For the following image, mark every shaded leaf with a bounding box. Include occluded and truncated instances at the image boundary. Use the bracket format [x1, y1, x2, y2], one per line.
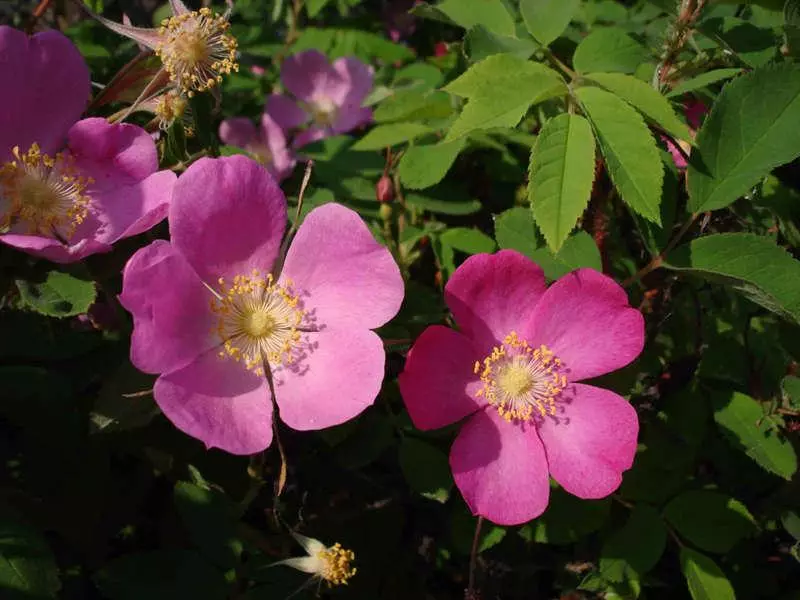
[599, 505, 667, 583]
[435, 0, 515, 37]
[680, 547, 736, 600]
[0, 516, 60, 599]
[16, 270, 96, 318]
[664, 490, 757, 553]
[351, 123, 434, 150]
[399, 138, 465, 189]
[398, 438, 453, 503]
[573, 28, 650, 74]
[520, 0, 580, 46]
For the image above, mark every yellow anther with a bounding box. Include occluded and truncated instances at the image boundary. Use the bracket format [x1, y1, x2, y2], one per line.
[318, 543, 357, 587]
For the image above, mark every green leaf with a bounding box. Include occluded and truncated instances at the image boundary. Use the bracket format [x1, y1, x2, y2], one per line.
[688, 63, 800, 212]
[444, 54, 567, 141]
[439, 227, 497, 254]
[599, 505, 667, 583]
[526, 487, 610, 544]
[399, 138, 465, 189]
[573, 28, 650, 74]
[174, 482, 243, 570]
[711, 390, 798, 480]
[576, 86, 664, 222]
[90, 361, 158, 434]
[351, 123, 433, 150]
[587, 73, 693, 142]
[464, 25, 538, 61]
[305, 0, 332, 17]
[398, 437, 453, 503]
[680, 548, 736, 600]
[435, 0, 515, 37]
[666, 68, 742, 98]
[405, 182, 482, 215]
[373, 90, 453, 123]
[665, 233, 800, 326]
[16, 270, 96, 318]
[664, 491, 757, 553]
[782, 375, 800, 409]
[0, 516, 60, 598]
[520, 0, 579, 46]
[529, 113, 597, 251]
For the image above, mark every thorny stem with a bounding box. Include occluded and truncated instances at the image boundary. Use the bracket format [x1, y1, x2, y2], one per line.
[466, 516, 484, 599]
[275, 160, 314, 275]
[654, 0, 708, 89]
[622, 212, 700, 287]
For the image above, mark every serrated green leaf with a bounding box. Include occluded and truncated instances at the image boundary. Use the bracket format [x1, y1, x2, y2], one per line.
[439, 227, 496, 254]
[399, 138, 465, 189]
[520, 0, 580, 45]
[782, 375, 800, 409]
[398, 438, 453, 503]
[664, 491, 757, 553]
[665, 233, 800, 325]
[405, 183, 482, 215]
[435, 0, 515, 37]
[688, 63, 800, 212]
[373, 90, 453, 123]
[529, 113, 596, 251]
[599, 505, 666, 583]
[444, 54, 567, 141]
[680, 548, 736, 600]
[351, 122, 433, 150]
[464, 25, 538, 61]
[587, 73, 692, 142]
[711, 390, 797, 480]
[573, 28, 650, 74]
[666, 68, 742, 98]
[0, 516, 60, 598]
[576, 86, 664, 222]
[16, 270, 96, 318]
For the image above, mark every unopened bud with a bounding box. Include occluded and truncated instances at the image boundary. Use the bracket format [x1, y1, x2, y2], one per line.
[376, 175, 394, 203]
[379, 203, 393, 221]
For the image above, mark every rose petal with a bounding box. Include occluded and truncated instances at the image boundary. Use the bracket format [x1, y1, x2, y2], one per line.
[170, 155, 287, 283]
[445, 250, 547, 354]
[525, 268, 644, 381]
[330, 57, 374, 105]
[119, 240, 217, 375]
[279, 203, 403, 330]
[0, 233, 108, 264]
[281, 50, 341, 103]
[451, 409, 550, 525]
[154, 349, 273, 455]
[0, 27, 90, 159]
[332, 106, 373, 135]
[260, 113, 296, 182]
[266, 93, 308, 130]
[537, 383, 638, 499]
[398, 325, 484, 430]
[219, 117, 257, 148]
[273, 328, 385, 431]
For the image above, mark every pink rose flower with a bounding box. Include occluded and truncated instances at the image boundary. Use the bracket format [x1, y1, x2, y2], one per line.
[398, 250, 644, 525]
[268, 50, 374, 148]
[0, 27, 175, 263]
[219, 110, 296, 182]
[119, 156, 404, 455]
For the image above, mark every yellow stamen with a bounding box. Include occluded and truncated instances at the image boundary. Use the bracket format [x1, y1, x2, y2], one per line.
[210, 270, 304, 376]
[154, 90, 195, 136]
[308, 96, 338, 127]
[155, 8, 239, 97]
[475, 331, 567, 422]
[317, 543, 356, 586]
[0, 144, 91, 239]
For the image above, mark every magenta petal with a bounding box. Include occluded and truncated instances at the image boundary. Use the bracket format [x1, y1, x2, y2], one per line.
[219, 117, 257, 148]
[281, 50, 339, 102]
[525, 268, 644, 382]
[266, 94, 308, 130]
[260, 114, 296, 182]
[170, 156, 287, 283]
[451, 409, 550, 525]
[538, 384, 638, 499]
[331, 57, 374, 105]
[445, 250, 547, 354]
[398, 326, 484, 430]
[332, 106, 373, 135]
[0, 233, 108, 264]
[273, 328, 384, 431]
[154, 350, 273, 455]
[119, 240, 217, 375]
[280, 203, 403, 330]
[292, 127, 328, 150]
[0, 27, 90, 159]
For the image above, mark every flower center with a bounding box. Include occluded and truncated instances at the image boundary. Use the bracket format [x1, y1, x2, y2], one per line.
[0, 144, 91, 239]
[310, 97, 338, 127]
[317, 543, 356, 586]
[249, 142, 273, 166]
[474, 332, 567, 422]
[155, 8, 239, 97]
[154, 90, 194, 135]
[211, 270, 304, 376]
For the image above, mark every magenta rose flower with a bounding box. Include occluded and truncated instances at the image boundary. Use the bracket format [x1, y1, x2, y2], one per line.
[119, 155, 404, 455]
[398, 250, 644, 525]
[219, 110, 296, 182]
[267, 50, 374, 148]
[0, 27, 175, 263]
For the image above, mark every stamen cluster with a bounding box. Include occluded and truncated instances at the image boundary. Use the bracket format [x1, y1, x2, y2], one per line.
[317, 543, 357, 586]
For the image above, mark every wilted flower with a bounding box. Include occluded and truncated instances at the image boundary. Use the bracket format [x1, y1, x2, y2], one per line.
[275, 531, 357, 588]
[219, 108, 296, 181]
[267, 50, 374, 147]
[398, 250, 644, 525]
[0, 27, 175, 263]
[120, 156, 403, 455]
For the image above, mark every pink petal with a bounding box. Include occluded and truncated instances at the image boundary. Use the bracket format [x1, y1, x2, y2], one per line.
[281, 50, 341, 103]
[0, 27, 90, 159]
[330, 57, 374, 105]
[332, 106, 373, 135]
[292, 127, 328, 150]
[170, 156, 287, 283]
[664, 135, 688, 169]
[0, 233, 108, 264]
[219, 117, 257, 148]
[260, 113, 296, 182]
[451, 409, 550, 525]
[273, 328, 385, 431]
[445, 250, 547, 354]
[398, 325, 484, 430]
[525, 268, 644, 382]
[119, 240, 217, 375]
[266, 94, 308, 130]
[537, 383, 638, 499]
[168, 0, 191, 15]
[154, 349, 273, 455]
[279, 203, 403, 330]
